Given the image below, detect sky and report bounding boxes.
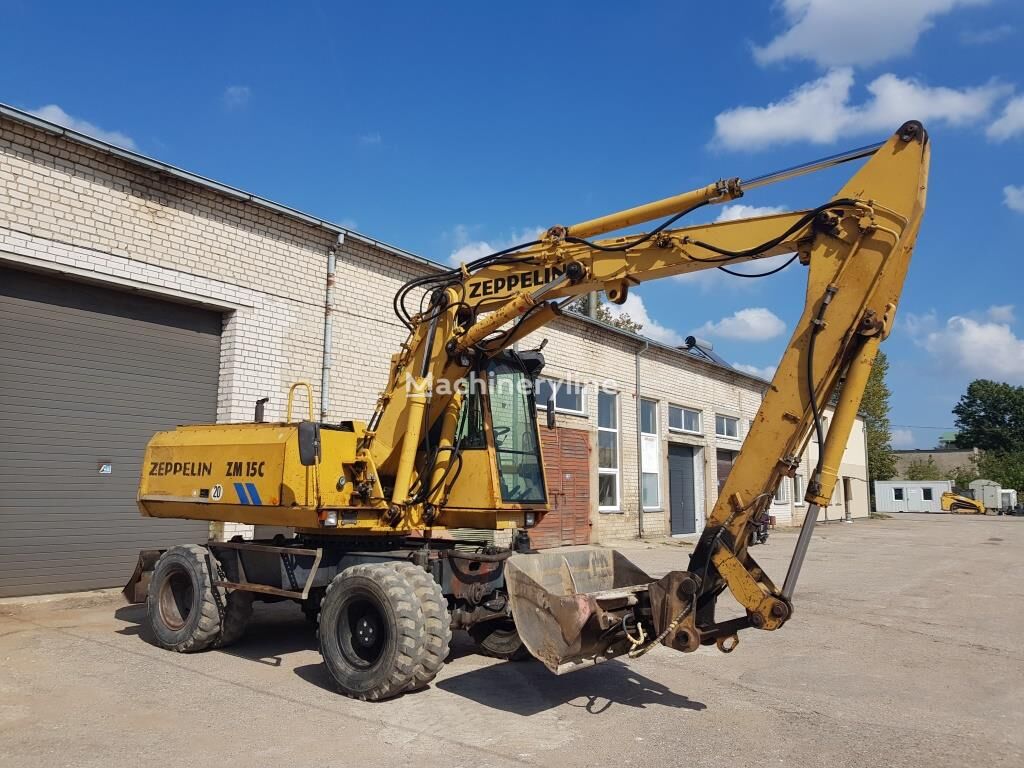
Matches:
[1,0,1022,449]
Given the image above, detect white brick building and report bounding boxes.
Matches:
[0,104,868,596]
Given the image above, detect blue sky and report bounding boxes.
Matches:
[2,1,1023,448]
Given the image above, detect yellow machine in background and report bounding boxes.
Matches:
[129,122,930,700]
[941,491,986,514]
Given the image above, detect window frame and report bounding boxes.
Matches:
[640,398,660,511]
[534,378,587,416]
[893,487,904,501]
[597,389,620,512]
[668,404,702,435]
[792,474,805,506]
[715,413,740,440]
[773,479,789,505]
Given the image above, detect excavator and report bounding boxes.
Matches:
[126,121,929,700]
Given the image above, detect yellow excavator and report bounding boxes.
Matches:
[126,121,929,699]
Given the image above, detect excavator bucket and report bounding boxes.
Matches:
[505,547,654,674]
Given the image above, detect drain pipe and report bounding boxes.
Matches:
[635,339,649,538]
[320,234,342,422]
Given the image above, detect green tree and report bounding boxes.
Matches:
[949,461,980,490]
[904,456,945,481]
[953,380,1024,451]
[975,450,1024,494]
[567,293,644,334]
[863,350,897,483]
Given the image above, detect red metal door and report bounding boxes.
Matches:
[533,427,591,548]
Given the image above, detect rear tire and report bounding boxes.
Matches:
[317,563,424,701]
[389,562,451,690]
[217,591,254,647]
[469,619,532,661]
[146,544,222,653]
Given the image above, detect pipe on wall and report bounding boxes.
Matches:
[635,339,649,538]
[321,234,342,421]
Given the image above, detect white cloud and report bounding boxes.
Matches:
[603,293,684,346]
[988,96,1024,141]
[447,224,543,266]
[891,428,915,448]
[29,104,136,149]
[902,309,939,337]
[223,85,251,110]
[358,131,382,146]
[733,362,777,380]
[695,307,786,341]
[713,68,1009,150]
[961,24,1014,45]
[714,204,788,222]
[1004,185,1024,213]
[754,0,990,68]
[988,305,1015,323]
[921,315,1024,384]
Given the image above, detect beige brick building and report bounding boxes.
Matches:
[0,104,867,596]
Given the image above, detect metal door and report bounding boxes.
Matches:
[668,443,696,535]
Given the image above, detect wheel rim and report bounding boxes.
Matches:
[158,567,194,631]
[338,596,387,668]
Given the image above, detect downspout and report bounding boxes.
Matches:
[635,339,649,538]
[321,234,342,422]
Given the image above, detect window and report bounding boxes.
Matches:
[716,449,737,494]
[488,361,546,504]
[792,474,805,506]
[893,487,904,501]
[640,399,660,509]
[923,488,933,501]
[534,379,585,415]
[598,390,619,510]
[715,414,739,439]
[668,405,702,434]
[774,480,788,504]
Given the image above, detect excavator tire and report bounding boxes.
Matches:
[469,619,533,661]
[317,563,425,701]
[216,590,254,648]
[146,544,222,653]
[388,562,452,690]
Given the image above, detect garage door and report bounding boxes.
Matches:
[0,267,221,597]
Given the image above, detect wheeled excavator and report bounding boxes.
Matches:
[126,121,930,700]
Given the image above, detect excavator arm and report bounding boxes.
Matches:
[364,121,929,657]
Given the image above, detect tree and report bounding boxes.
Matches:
[976,450,1024,494]
[567,294,644,334]
[862,350,897,482]
[949,462,980,490]
[953,380,1024,451]
[904,456,944,481]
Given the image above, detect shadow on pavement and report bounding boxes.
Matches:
[436,658,707,715]
[114,601,317,668]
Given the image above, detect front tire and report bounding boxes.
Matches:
[389,562,452,690]
[317,563,425,701]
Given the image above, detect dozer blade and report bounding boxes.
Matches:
[122,549,164,604]
[505,547,654,674]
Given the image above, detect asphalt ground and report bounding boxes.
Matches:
[1,513,1021,768]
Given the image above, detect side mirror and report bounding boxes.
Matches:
[546,398,556,430]
[297,421,321,466]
